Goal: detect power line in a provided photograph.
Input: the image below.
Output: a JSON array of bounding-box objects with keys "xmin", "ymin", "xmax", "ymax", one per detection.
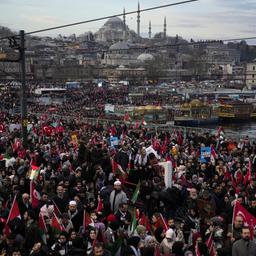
[
  {"xmin": 46, "ymin": 37, "xmax": 256, "ymax": 56},
  {"xmin": 0, "ymin": 0, "xmax": 198, "ymax": 41}
]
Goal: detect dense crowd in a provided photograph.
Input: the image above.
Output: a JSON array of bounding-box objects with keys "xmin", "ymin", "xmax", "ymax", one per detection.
[
  {"xmin": 0, "ymin": 82, "xmax": 179, "ymax": 121},
  {"xmin": 0, "ymin": 104, "xmax": 255, "ymax": 256}
]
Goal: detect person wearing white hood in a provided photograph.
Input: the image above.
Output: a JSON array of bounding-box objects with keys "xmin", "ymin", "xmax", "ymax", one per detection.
[{"xmin": 159, "ymin": 228, "xmax": 176, "ymax": 255}]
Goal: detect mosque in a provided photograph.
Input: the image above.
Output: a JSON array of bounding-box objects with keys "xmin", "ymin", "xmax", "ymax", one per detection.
[
  {"xmin": 95, "ymin": 3, "xmax": 167, "ymax": 42},
  {"xmin": 94, "ymin": 3, "xmax": 168, "ymax": 67}
]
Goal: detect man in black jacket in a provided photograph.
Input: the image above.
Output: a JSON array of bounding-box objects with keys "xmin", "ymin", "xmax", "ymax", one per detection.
[
  {"xmin": 232, "ymin": 226, "xmax": 256, "ymax": 256},
  {"xmin": 52, "ymin": 185, "xmax": 69, "ymax": 214}
]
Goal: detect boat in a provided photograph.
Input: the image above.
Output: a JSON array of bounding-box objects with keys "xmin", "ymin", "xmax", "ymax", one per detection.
[
  {"xmin": 174, "ymin": 99, "xmax": 218, "ymax": 126},
  {"xmin": 217, "ymin": 101, "xmax": 253, "ymax": 121}
]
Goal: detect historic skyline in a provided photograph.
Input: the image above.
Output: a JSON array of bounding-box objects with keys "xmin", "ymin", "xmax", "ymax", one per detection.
[{"xmin": 0, "ymin": 0, "xmax": 255, "ymax": 42}]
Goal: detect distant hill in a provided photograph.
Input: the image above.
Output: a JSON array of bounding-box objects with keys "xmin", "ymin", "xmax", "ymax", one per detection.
[{"xmin": 0, "ymin": 26, "xmax": 16, "ymax": 38}]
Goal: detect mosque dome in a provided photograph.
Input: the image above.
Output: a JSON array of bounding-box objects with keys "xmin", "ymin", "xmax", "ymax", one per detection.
[
  {"xmin": 137, "ymin": 53, "xmax": 154, "ymax": 62},
  {"xmin": 109, "ymin": 41, "xmax": 130, "ymax": 50},
  {"xmin": 105, "ymin": 17, "xmax": 124, "ymax": 25}
]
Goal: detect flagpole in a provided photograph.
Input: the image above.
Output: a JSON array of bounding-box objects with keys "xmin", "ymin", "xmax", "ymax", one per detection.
[
  {"xmin": 231, "ymin": 200, "xmax": 237, "ymax": 236},
  {"xmin": 29, "ymin": 180, "xmax": 32, "ymax": 203},
  {"xmin": 159, "ymin": 213, "xmax": 168, "ymax": 231},
  {"xmin": 6, "ymin": 194, "xmax": 18, "ymax": 224}
]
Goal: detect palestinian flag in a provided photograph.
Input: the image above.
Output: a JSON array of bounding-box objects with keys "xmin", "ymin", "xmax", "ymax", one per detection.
[
  {"xmin": 52, "ymin": 200, "xmax": 62, "ymax": 217},
  {"xmin": 141, "ymin": 117, "xmax": 147, "ymax": 126},
  {"xmin": 38, "ymin": 213, "xmax": 47, "ymax": 244},
  {"xmin": 4, "ymin": 195, "xmax": 21, "ymax": 235},
  {"xmin": 128, "ymin": 209, "xmax": 137, "ymax": 235},
  {"xmin": 51, "ymin": 213, "xmax": 64, "ymax": 233},
  {"xmin": 111, "ymin": 159, "xmax": 128, "ymax": 180},
  {"xmin": 30, "ymin": 165, "xmax": 40, "ymax": 180},
  {"xmin": 131, "ymin": 182, "xmax": 140, "ymax": 204}
]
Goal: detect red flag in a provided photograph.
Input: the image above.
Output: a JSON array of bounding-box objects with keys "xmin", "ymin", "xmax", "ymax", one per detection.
[
  {"xmin": 55, "ymin": 125, "xmax": 64, "ymax": 134},
  {"xmin": 83, "ymin": 210, "xmax": 93, "ymax": 229},
  {"xmin": 96, "ymin": 199, "xmax": 103, "ymax": 212},
  {"xmin": 110, "ymin": 124, "xmax": 117, "ymax": 136},
  {"xmin": 161, "ymin": 135, "xmax": 169, "ymax": 155},
  {"xmin": 135, "ymin": 121, "xmax": 140, "ymax": 129},
  {"xmin": 124, "ymin": 112, "xmax": 131, "ymax": 122},
  {"xmin": 38, "ymin": 213, "xmax": 47, "ymax": 233},
  {"xmin": 6, "ymin": 195, "xmax": 21, "ymax": 223},
  {"xmin": 244, "ymin": 159, "xmax": 252, "ymax": 186},
  {"xmin": 12, "ymin": 138, "xmax": 21, "ymax": 152},
  {"xmin": 43, "ymin": 125, "xmax": 53, "ymax": 136},
  {"xmin": 30, "ymin": 181, "xmax": 40, "ymax": 209},
  {"xmin": 206, "ymin": 232, "xmax": 217, "ymax": 256},
  {"xmin": 52, "ymin": 200, "xmax": 62, "ymax": 217},
  {"xmin": 139, "ymin": 213, "xmax": 151, "ymax": 232},
  {"xmin": 52, "ymin": 213, "xmax": 65, "ymax": 232},
  {"xmin": 232, "ymin": 201, "xmax": 256, "ymax": 239},
  {"xmin": 177, "ymin": 131, "xmax": 183, "ymax": 146},
  {"xmin": 112, "ymin": 159, "xmax": 120, "ymax": 173},
  {"xmin": 0, "ymin": 124, "xmax": 5, "ymax": 133},
  {"xmin": 155, "ymin": 213, "xmax": 168, "ymax": 232},
  {"xmin": 4, "ymin": 195, "xmax": 21, "ymax": 235}
]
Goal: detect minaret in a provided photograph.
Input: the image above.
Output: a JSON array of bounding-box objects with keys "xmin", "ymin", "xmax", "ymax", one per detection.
[
  {"xmin": 149, "ymin": 20, "xmax": 151, "ymax": 39},
  {"xmin": 164, "ymin": 16, "xmax": 167, "ymax": 39},
  {"xmin": 123, "ymin": 8, "xmax": 126, "ymax": 41},
  {"xmin": 137, "ymin": 2, "xmax": 140, "ymax": 37}
]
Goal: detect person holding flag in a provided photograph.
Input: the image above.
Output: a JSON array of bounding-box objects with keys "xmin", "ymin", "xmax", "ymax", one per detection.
[{"xmin": 115, "ymin": 203, "xmax": 131, "ymax": 230}]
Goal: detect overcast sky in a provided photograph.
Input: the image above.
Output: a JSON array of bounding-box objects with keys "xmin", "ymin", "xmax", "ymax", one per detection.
[{"xmin": 0, "ymin": 0, "xmax": 255, "ymax": 43}]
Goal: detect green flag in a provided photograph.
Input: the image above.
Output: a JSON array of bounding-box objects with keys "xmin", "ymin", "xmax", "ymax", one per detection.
[
  {"xmin": 131, "ymin": 182, "xmax": 140, "ymax": 204},
  {"xmin": 129, "ymin": 209, "xmax": 137, "ymax": 235},
  {"xmin": 111, "ymin": 237, "xmax": 123, "ymax": 256}
]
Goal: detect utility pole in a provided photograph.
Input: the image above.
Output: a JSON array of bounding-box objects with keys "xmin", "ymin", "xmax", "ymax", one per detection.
[{"xmin": 20, "ymin": 30, "xmax": 28, "ymax": 148}]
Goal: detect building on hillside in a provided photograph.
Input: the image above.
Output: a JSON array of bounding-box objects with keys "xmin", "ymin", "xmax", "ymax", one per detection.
[{"xmin": 245, "ymin": 62, "xmax": 256, "ymax": 89}]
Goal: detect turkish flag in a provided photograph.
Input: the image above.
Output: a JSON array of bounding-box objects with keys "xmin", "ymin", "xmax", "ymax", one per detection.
[
  {"xmin": 30, "ymin": 181, "xmax": 41, "ymax": 209},
  {"xmin": 43, "ymin": 126, "xmax": 52, "ymax": 136},
  {"xmin": 0, "ymin": 124, "xmax": 5, "ymax": 133},
  {"xmin": 233, "ymin": 201, "xmax": 256, "ymax": 238}
]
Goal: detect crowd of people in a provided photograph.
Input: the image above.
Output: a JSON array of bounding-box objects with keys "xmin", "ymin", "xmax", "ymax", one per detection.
[{"xmin": 0, "ymin": 101, "xmax": 255, "ymax": 256}]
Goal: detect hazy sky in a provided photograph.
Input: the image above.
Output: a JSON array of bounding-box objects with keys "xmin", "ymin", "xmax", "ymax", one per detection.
[{"xmin": 0, "ymin": 0, "xmax": 255, "ymax": 42}]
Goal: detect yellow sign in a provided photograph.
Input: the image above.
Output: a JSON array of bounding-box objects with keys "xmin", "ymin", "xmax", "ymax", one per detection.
[
  {"xmin": 71, "ymin": 134, "xmax": 78, "ymax": 144},
  {"xmin": 22, "ymin": 119, "xmax": 28, "ymax": 127}
]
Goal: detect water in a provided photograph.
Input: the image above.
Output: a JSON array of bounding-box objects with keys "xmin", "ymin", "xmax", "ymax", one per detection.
[{"xmin": 201, "ymin": 122, "xmax": 256, "ymax": 139}]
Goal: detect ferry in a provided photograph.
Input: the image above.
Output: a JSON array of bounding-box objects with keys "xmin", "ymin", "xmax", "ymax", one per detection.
[
  {"xmin": 174, "ymin": 99, "xmax": 218, "ymax": 126},
  {"xmin": 217, "ymin": 101, "xmax": 253, "ymax": 121}
]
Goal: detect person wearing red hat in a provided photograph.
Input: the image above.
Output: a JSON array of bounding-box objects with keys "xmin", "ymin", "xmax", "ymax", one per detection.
[{"xmin": 104, "ymin": 214, "xmax": 120, "ymax": 251}]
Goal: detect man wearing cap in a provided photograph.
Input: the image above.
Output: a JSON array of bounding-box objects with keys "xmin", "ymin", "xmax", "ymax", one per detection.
[
  {"xmin": 109, "ymin": 180, "xmax": 127, "ymax": 213},
  {"xmin": 68, "ymin": 200, "xmax": 83, "ymax": 232}
]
